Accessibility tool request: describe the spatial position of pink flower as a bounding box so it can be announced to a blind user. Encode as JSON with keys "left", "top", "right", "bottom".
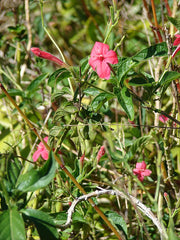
{"left": 80, "top": 153, "right": 85, "bottom": 168}
{"left": 133, "top": 161, "right": 152, "bottom": 182}
{"left": 89, "top": 42, "right": 118, "bottom": 79}
{"left": 32, "top": 137, "right": 49, "bottom": 162}
{"left": 172, "top": 34, "right": 180, "bottom": 58}
{"left": 97, "top": 146, "right": 105, "bottom": 162}
{"left": 159, "top": 115, "right": 169, "bottom": 123}
{"left": 31, "top": 47, "right": 69, "bottom": 68}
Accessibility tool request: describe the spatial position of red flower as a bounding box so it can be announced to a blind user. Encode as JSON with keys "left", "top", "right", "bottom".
{"left": 80, "top": 153, "right": 85, "bottom": 168}
{"left": 32, "top": 136, "right": 62, "bottom": 162}
{"left": 159, "top": 115, "right": 169, "bottom": 123}
{"left": 97, "top": 146, "right": 105, "bottom": 162}
{"left": 31, "top": 47, "right": 68, "bottom": 68}
{"left": 33, "top": 136, "right": 49, "bottom": 162}
{"left": 172, "top": 34, "right": 180, "bottom": 58}
{"left": 89, "top": 42, "right": 118, "bottom": 79}
{"left": 133, "top": 161, "right": 152, "bottom": 182}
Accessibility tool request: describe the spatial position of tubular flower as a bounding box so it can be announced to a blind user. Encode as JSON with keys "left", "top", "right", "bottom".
{"left": 97, "top": 146, "right": 105, "bottom": 162}
{"left": 33, "top": 136, "right": 49, "bottom": 162}
{"left": 89, "top": 42, "right": 118, "bottom": 79}
{"left": 172, "top": 34, "right": 180, "bottom": 58}
{"left": 133, "top": 161, "right": 152, "bottom": 182}
{"left": 31, "top": 47, "right": 69, "bottom": 68}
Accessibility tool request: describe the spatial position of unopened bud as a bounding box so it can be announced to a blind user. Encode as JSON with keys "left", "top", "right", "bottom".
{"left": 97, "top": 146, "right": 105, "bottom": 162}
{"left": 31, "top": 47, "right": 69, "bottom": 69}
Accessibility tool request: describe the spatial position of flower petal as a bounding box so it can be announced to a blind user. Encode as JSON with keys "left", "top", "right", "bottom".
{"left": 43, "top": 136, "right": 48, "bottom": 143}
{"left": 41, "top": 149, "right": 49, "bottom": 160}
{"left": 90, "top": 42, "right": 109, "bottom": 56}
{"left": 159, "top": 115, "right": 169, "bottom": 123}
{"left": 96, "top": 61, "right": 111, "bottom": 79}
{"left": 173, "top": 35, "right": 180, "bottom": 46}
{"left": 89, "top": 57, "right": 101, "bottom": 70}
{"left": 135, "top": 161, "right": 146, "bottom": 170}
{"left": 172, "top": 44, "right": 180, "bottom": 58}
{"left": 133, "top": 168, "right": 140, "bottom": 175}
{"left": 142, "top": 169, "right": 152, "bottom": 176}
{"left": 32, "top": 149, "right": 41, "bottom": 162}
{"left": 138, "top": 175, "right": 144, "bottom": 182}
{"left": 104, "top": 50, "right": 118, "bottom": 64}
{"left": 140, "top": 161, "right": 147, "bottom": 170}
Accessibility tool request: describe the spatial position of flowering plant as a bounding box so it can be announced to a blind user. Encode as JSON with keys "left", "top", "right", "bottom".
{"left": 32, "top": 136, "right": 49, "bottom": 161}
{"left": 133, "top": 161, "right": 152, "bottom": 182}
{"left": 0, "top": 1, "right": 180, "bottom": 240}
{"left": 89, "top": 42, "right": 118, "bottom": 79}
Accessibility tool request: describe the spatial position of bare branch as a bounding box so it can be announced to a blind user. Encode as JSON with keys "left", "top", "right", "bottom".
{"left": 57, "top": 189, "right": 168, "bottom": 239}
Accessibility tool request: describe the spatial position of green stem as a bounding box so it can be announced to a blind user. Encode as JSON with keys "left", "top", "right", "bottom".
{"left": 104, "top": 7, "right": 120, "bottom": 43}
{"left": 114, "top": 35, "right": 125, "bottom": 52}
{"left": 16, "top": 42, "right": 21, "bottom": 85}
{"left": 155, "top": 150, "right": 162, "bottom": 203}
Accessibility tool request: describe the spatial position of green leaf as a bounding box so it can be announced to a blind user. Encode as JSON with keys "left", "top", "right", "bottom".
{"left": 54, "top": 102, "right": 78, "bottom": 122}
{"left": 91, "top": 92, "right": 114, "bottom": 111}
{"left": 159, "top": 71, "right": 180, "bottom": 87}
{"left": 168, "top": 16, "right": 180, "bottom": 31}
{"left": 83, "top": 87, "right": 100, "bottom": 96}
{"left": 16, "top": 151, "right": 57, "bottom": 192}
{"left": 0, "top": 207, "right": 26, "bottom": 240}
{"left": 129, "top": 73, "right": 155, "bottom": 87}
{"left": 80, "top": 56, "right": 90, "bottom": 75}
{"left": 49, "top": 126, "right": 63, "bottom": 137}
{"left": 7, "top": 157, "right": 22, "bottom": 189}
{"left": 48, "top": 68, "right": 71, "bottom": 87}
{"left": 51, "top": 88, "right": 71, "bottom": 102}
{"left": 105, "top": 211, "right": 127, "bottom": 238}
{"left": 51, "top": 211, "right": 67, "bottom": 225}
{"left": 133, "top": 42, "right": 168, "bottom": 61}
{"left": 117, "top": 58, "right": 136, "bottom": 83}
{"left": 27, "top": 73, "right": 49, "bottom": 92}
{"left": 114, "top": 86, "right": 134, "bottom": 120}
{"left": 21, "top": 209, "right": 59, "bottom": 240}
{"left": 72, "top": 211, "right": 87, "bottom": 223}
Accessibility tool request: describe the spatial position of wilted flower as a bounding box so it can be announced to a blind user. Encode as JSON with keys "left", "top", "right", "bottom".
{"left": 172, "top": 34, "right": 180, "bottom": 58}
{"left": 33, "top": 136, "right": 49, "bottom": 162}
{"left": 31, "top": 47, "right": 69, "bottom": 68}
{"left": 97, "top": 146, "right": 105, "bottom": 162}
{"left": 133, "top": 161, "right": 152, "bottom": 182}
{"left": 89, "top": 42, "right": 118, "bottom": 79}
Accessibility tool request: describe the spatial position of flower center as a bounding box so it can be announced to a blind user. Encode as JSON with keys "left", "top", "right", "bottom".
{"left": 98, "top": 54, "right": 104, "bottom": 61}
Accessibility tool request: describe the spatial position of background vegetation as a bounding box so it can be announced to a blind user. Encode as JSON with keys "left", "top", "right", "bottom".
{"left": 0, "top": 0, "right": 180, "bottom": 239}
